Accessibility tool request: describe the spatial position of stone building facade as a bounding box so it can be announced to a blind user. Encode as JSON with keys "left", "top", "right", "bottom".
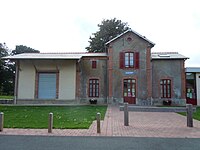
{"left": 4, "top": 29, "right": 188, "bottom": 105}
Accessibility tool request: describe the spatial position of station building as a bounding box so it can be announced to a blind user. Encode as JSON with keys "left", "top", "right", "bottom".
{"left": 4, "top": 29, "right": 189, "bottom": 105}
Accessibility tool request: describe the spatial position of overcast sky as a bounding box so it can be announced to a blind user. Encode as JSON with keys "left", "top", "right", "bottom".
{"left": 1, "top": 0, "right": 200, "bottom": 67}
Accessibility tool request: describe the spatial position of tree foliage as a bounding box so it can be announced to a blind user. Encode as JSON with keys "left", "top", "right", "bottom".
{"left": 86, "top": 18, "right": 130, "bottom": 52}
{"left": 0, "top": 44, "right": 40, "bottom": 96}
{"left": 12, "top": 45, "right": 40, "bottom": 55}
{"left": 0, "top": 43, "right": 14, "bottom": 95}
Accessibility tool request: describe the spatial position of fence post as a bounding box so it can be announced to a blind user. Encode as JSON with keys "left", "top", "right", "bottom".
{"left": 0, "top": 112, "right": 4, "bottom": 132}
{"left": 48, "top": 112, "right": 53, "bottom": 133}
{"left": 124, "top": 103, "right": 129, "bottom": 126}
{"left": 186, "top": 104, "right": 193, "bottom": 127}
{"left": 96, "top": 112, "right": 101, "bottom": 133}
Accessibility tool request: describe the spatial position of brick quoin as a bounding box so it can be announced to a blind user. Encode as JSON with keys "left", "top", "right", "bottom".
{"left": 108, "top": 46, "right": 113, "bottom": 99}
{"left": 146, "top": 46, "right": 152, "bottom": 98}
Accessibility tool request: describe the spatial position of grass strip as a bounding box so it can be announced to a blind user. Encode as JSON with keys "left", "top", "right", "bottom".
{"left": 0, "top": 95, "right": 13, "bottom": 99}
{"left": 0, "top": 105, "right": 107, "bottom": 129}
{"left": 178, "top": 107, "right": 200, "bottom": 121}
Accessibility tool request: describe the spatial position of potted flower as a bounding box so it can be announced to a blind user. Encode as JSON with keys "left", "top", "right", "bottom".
{"left": 163, "top": 100, "right": 172, "bottom": 106}
{"left": 89, "top": 98, "right": 97, "bottom": 104}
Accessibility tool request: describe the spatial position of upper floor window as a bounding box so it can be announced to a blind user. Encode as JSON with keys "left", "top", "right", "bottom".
{"left": 92, "top": 60, "right": 97, "bottom": 69}
{"left": 160, "top": 79, "right": 171, "bottom": 98}
{"left": 120, "top": 51, "right": 139, "bottom": 69}
{"left": 125, "top": 52, "right": 134, "bottom": 68}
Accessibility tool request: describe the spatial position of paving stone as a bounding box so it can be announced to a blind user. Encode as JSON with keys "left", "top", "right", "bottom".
{"left": 1, "top": 105, "right": 200, "bottom": 137}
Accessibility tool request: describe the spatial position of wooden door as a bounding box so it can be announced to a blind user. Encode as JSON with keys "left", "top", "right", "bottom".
{"left": 123, "top": 79, "right": 136, "bottom": 104}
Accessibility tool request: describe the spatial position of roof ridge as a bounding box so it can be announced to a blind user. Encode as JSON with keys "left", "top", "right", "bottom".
{"left": 39, "top": 52, "right": 107, "bottom": 54}
{"left": 40, "top": 52, "right": 87, "bottom": 54}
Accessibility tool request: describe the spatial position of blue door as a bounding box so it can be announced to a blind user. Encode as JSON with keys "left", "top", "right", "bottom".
{"left": 38, "top": 73, "right": 56, "bottom": 99}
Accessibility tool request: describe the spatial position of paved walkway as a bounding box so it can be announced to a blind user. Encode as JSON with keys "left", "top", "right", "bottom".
{"left": 1, "top": 105, "right": 200, "bottom": 138}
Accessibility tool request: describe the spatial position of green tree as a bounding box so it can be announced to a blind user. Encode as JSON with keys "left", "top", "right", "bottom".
{"left": 0, "top": 44, "right": 39, "bottom": 96}
{"left": 12, "top": 45, "right": 40, "bottom": 55}
{"left": 0, "top": 43, "right": 14, "bottom": 95}
{"left": 86, "top": 18, "right": 130, "bottom": 52}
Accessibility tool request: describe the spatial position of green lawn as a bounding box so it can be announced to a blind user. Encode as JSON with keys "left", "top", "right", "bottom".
{"left": 179, "top": 107, "right": 200, "bottom": 121}
{"left": 0, "top": 95, "right": 13, "bottom": 99}
{"left": 0, "top": 105, "right": 107, "bottom": 129}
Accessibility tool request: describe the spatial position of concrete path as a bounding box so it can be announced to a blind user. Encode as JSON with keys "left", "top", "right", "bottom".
{"left": 1, "top": 105, "right": 200, "bottom": 138}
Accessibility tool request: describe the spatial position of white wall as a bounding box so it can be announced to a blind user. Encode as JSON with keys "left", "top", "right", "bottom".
{"left": 196, "top": 73, "right": 200, "bottom": 106}
{"left": 17, "top": 60, "right": 77, "bottom": 100}
{"left": 58, "top": 60, "right": 76, "bottom": 100}
{"left": 18, "top": 60, "right": 35, "bottom": 99}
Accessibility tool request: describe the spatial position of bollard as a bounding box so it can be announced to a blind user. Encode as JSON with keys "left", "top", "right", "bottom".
{"left": 48, "top": 112, "right": 53, "bottom": 133}
{"left": 124, "top": 103, "right": 129, "bottom": 126}
{"left": 186, "top": 104, "right": 193, "bottom": 127}
{"left": 0, "top": 112, "right": 4, "bottom": 132}
{"left": 96, "top": 112, "right": 101, "bottom": 133}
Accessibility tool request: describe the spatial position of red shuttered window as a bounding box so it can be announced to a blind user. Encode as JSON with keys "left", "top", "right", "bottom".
{"left": 134, "top": 52, "right": 139, "bottom": 69}
{"left": 119, "top": 52, "right": 125, "bottom": 69}
{"left": 119, "top": 52, "right": 139, "bottom": 69}
{"left": 92, "top": 61, "right": 97, "bottom": 69}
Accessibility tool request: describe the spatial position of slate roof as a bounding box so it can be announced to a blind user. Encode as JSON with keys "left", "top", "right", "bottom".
{"left": 151, "top": 52, "right": 188, "bottom": 60}
{"left": 105, "top": 29, "right": 155, "bottom": 46}
{"left": 3, "top": 52, "right": 107, "bottom": 60}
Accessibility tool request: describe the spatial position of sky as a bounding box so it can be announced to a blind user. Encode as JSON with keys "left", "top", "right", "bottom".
{"left": 0, "top": 0, "right": 200, "bottom": 67}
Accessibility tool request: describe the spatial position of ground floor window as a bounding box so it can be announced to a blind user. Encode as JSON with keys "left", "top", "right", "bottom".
{"left": 160, "top": 79, "right": 171, "bottom": 98}
{"left": 89, "top": 79, "right": 99, "bottom": 97}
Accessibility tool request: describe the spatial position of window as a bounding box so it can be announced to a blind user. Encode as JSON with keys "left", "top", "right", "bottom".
{"left": 89, "top": 79, "right": 99, "bottom": 97}
{"left": 92, "top": 60, "right": 97, "bottom": 69}
{"left": 186, "top": 73, "right": 196, "bottom": 99}
{"left": 160, "top": 79, "right": 171, "bottom": 98}
{"left": 120, "top": 52, "right": 139, "bottom": 69}
{"left": 125, "top": 52, "right": 134, "bottom": 68}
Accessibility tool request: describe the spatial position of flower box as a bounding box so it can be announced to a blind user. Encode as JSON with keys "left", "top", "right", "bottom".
{"left": 89, "top": 99, "right": 97, "bottom": 104}
{"left": 163, "top": 100, "right": 172, "bottom": 106}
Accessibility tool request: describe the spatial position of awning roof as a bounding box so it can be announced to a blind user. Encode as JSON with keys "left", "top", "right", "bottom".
{"left": 2, "top": 52, "right": 107, "bottom": 60}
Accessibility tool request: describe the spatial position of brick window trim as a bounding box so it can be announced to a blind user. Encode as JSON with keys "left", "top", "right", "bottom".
{"left": 160, "top": 79, "right": 172, "bottom": 98}
{"left": 88, "top": 78, "right": 100, "bottom": 98}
